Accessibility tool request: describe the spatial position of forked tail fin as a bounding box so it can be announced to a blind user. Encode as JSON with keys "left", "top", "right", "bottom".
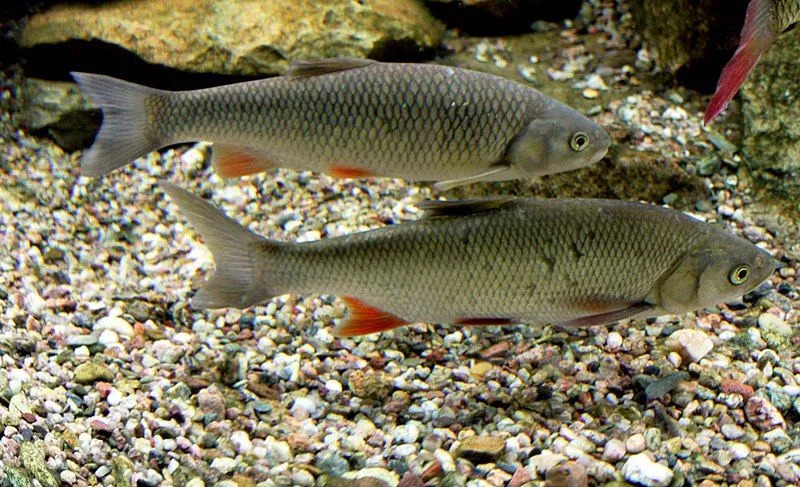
{"left": 71, "top": 72, "right": 166, "bottom": 177}
{"left": 704, "top": 0, "right": 778, "bottom": 125}
{"left": 158, "top": 181, "right": 282, "bottom": 309}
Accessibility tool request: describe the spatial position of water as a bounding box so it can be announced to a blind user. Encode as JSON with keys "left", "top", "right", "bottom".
{"left": 0, "top": 1, "right": 798, "bottom": 486}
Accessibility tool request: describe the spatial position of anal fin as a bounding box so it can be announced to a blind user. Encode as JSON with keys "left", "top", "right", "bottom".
{"left": 211, "top": 144, "right": 275, "bottom": 178}
{"left": 432, "top": 164, "right": 511, "bottom": 191}
{"left": 327, "top": 164, "right": 375, "bottom": 179}
{"left": 334, "top": 297, "right": 409, "bottom": 336}
{"left": 556, "top": 302, "right": 654, "bottom": 328}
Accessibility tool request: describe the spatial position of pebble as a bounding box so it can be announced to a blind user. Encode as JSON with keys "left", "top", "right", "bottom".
{"left": 665, "top": 329, "right": 714, "bottom": 363}
{"left": 66, "top": 334, "right": 98, "bottom": 347}
{"left": 152, "top": 339, "right": 184, "bottom": 364}
{"left": 73, "top": 362, "right": 114, "bottom": 384}
{"left": 392, "top": 424, "right": 420, "bottom": 444}
{"left": 625, "top": 433, "right": 646, "bottom": 454}
{"left": 457, "top": 436, "right": 505, "bottom": 463}
{"left": 291, "top": 469, "right": 315, "bottom": 487}
{"left": 621, "top": 453, "right": 673, "bottom": 487}
{"left": 93, "top": 315, "right": 134, "bottom": 338}
{"left": 606, "top": 332, "right": 623, "bottom": 351}
{"left": 603, "top": 438, "right": 626, "bottom": 462}
{"left": 231, "top": 431, "right": 253, "bottom": 454}
{"left": 721, "top": 423, "right": 744, "bottom": 440}
{"left": 210, "top": 457, "right": 237, "bottom": 474}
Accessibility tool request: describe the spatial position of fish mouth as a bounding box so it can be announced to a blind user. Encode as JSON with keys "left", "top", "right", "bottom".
{"left": 589, "top": 146, "right": 609, "bottom": 164}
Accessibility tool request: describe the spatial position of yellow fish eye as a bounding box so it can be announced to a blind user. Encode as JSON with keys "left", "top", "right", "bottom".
{"left": 729, "top": 264, "right": 751, "bottom": 285}
{"left": 570, "top": 132, "right": 589, "bottom": 152}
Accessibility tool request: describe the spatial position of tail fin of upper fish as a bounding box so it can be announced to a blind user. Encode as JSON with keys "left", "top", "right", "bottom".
{"left": 158, "top": 181, "right": 282, "bottom": 309}
{"left": 71, "top": 73, "right": 165, "bottom": 177}
{"left": 704, "top": 0, "right": 778, "bottom": 125}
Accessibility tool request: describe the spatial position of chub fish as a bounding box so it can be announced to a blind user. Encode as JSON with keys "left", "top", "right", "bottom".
{"left": 705, "top": 0, "right": 800, "bottom": 124}
{"left": 159, "top": 182, "right": 774, "bottom": 336}
{"left": 73, "top": 58, "right": 610, "bottom": 190}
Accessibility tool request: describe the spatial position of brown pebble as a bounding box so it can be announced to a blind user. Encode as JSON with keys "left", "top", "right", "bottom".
{"left": 545, "top": 462, "right": 588, "bottom": 487}
{"left": 480, "top": 341, "right": 510, "bottom": 359}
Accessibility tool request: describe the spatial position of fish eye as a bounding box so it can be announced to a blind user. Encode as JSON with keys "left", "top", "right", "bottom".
{"left": 570, "top": 132, "right": 589, "bottom": 152}
{"left": 729, "top": 264, "right": 751, "bottom": 285}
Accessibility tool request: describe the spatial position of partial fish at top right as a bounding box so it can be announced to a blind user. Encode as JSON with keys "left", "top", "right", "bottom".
{"left": 705, "top": 0, "right": 800, "bottom": 125}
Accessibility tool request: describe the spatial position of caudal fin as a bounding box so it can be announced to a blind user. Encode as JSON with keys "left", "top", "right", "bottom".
{"left": 704, "top": 0, "right": 778, "bottom": 125}
{"left": 158, "top": 181, "right": 281, "bottom": 309}
{"left": 72, "top": 72, "right": 165, "bottom": 177}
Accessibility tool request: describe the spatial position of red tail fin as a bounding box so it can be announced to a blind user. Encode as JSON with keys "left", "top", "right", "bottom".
{"left": 704, "top": 0, "right": 778, "bottom": 125}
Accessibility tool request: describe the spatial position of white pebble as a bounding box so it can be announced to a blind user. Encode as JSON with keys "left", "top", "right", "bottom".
{"left": 98, "top": 329, "right": 119, "bottom": 347}
{"left": 603, "top": 438, "right": 627, "bottom": 462}
{"left": 625, "top": 433, "right": 646, "bottom": 453}
{"left": 606, "top": 332, "right": 623, "bottom": 351}
{"left": 60, "top": 470, "right": 77, "bottom": 484}
{"left": 292, "top": 470, "right": 315, "bottom": 487}
{"left": 392, "top": 423, "right": 420, "bottom": 444}
{"left": 665, "top": 329, "right": 713, "bottom": 363}
{"left": 621, "top": 453, "right": 673, "bottom": 487}
{"left": 94, "top": 316, "right": 134, "bottom": 338}
{"left": 210, "top": 457, "right": 237, "bottom": 474}
{"left": 231, "top": 431, "right": 253, "bottom": 454}
{"left": 325, "top": 379, "right": 343, "bottom": 395}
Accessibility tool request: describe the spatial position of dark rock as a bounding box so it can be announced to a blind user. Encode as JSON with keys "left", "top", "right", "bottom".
{"left": 630, "top": 0, "right": 748, "bottom": 91}
{"left": 424, "top": 0, "right": 582, "bottom": 36}
{"left": 20, "top": 77, "right": 100, "bottom": 150}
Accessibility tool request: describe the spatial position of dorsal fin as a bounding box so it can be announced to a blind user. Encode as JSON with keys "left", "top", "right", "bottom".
{"left": 418, "top": 196, "right": 519, "bottom": 219}
{"left": 286, "top": 57, "right": 377, "bottom": 78}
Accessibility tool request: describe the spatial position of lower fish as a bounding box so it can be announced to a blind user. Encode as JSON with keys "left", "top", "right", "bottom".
{"left": 159, "top": 182, "right": 774, "bottom": 336}
{"left": 705, "top": 0, "right": 800, "bottom": 124}
{"left": 72, "top": 58, "right": 610, "bottom": 190}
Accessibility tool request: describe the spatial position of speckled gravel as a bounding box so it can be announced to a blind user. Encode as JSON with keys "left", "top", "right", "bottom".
{"left": 1, "top": 2, "right": 799, "bottom": 487}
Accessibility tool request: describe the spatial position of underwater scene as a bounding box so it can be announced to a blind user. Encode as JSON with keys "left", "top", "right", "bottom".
{"left": 1, "top": 0, "right": 799, "bottom": 486}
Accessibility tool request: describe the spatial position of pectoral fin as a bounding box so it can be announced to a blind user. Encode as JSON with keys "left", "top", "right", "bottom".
{"left": 556, "top": 302, "right": 655, "bottom": 328}
{"left": 432, "top": 164, "right": 511, "bottom": 192}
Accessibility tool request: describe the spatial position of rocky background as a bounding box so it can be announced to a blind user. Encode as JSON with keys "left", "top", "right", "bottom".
{"left": 0, "top": 1, "right": 799, "bottom": 487}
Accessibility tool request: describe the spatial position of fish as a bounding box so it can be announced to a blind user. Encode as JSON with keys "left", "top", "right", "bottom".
{"left": 704, "top": 0, "right": 800, "bottom": 124}
{"left": 72, "top": 58, "right": 610, "bottom": 189}
{"left": 158, "top": 182, "right": 775, "bottom": 336}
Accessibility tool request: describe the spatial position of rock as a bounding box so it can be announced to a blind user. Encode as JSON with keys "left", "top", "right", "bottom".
{"left": 721, "top": 423, "right": 744, "bottom": 440}
{"left": 392, "top": 424, "right": 420, "bottom": 444}
{"left": 348, "top": 369, "right": 392, "bottom": 400}
{"left": 343, "top": 468, "right": 399, "bottom": 487}
{"left": 20, "top": 78, "right": 100, "bottom": 150}
{"left": 625, "top": 433, "right": 646, "bottom": 454}
{"left": 19, "top": 442, "right": 60, "bottom": 487}
{"left": 757, "top": 313, "right": 793, "bottom": 350}
{"left": 66, "top": 334, "right": 98, "bottom": 347}
{"left": 745, "top": 396, "right": 787, "bottom": 431}
{"left": 196, "top": 386, "right": 226, "bottom": 417}
{"left": 620, "top": 453, "right": 673, "bottom": 487}
{"left": 73, "top": 362, "right": 114, "bottom": 384}
{"left": 94, "top": 315, "right": 135, "bottom": 338}
{"left": 423, "top": 0, "right": 582, "bottom": 35}
{"left": 111, "top": 456, "right": 134, "bottom": 487}
{"left": 316, "top": 451, "right": 350, "bottom": 477}
{"left": 629, "top": 0, "right": 747, "bottom": 89}
{"left": 152, "top": 339, "right": 184, "bottom": 364}
{"left": 545, "top": 461, "right": 587, "bottom": 487}
{"left": 740, "top": 28, "right": 800, "bottom": 205}
{"left": 603, "top": 439, "right": 627, "bottom": 462}
{"left": 457, "top": 436, "right": 505, "bottom": 463}
{"left": 665, "top": 329, "right": 714, "bottom": 363}
{"left": 21, "top": 0, "right": 443, "bottom": 76}
{"left": 4, "top": 466, "right": 33, "bottom": 487}
{"left": 210, "top": 457, "right": 237, "bottom": 474}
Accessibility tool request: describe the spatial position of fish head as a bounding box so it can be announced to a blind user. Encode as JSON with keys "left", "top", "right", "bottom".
{"left": 657, "top": 229, "right": 775, "bottom": 313}
{"left": 507, "top": 114, "right": 610, "bottom": 177}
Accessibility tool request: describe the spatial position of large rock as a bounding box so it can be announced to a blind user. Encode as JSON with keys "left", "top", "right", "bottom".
{"left": 630, "top": 0, "right": 747, "bottom": 90}
{"left": 21, "top": 78, "right": 99, "bottom": 150}
{"left": 424, "top": 0, "right": 582, "bottom": 35}
{"left": 20, "top": 0, "right": 444, "bottom": 76}
{"left": 740, "top": 28, "right": 800, "bottom": 205}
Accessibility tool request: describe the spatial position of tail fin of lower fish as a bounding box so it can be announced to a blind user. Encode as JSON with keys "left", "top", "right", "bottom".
{"left": 158, "top": 181, "right": 281, "bottom": 309}
{"left": 704, "top": 0, "right": 778, "bottom": 125}
{"left": 71, "top": 73, "right": 164, "bottom": 177}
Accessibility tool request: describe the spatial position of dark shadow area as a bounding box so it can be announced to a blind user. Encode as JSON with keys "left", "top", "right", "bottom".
{"left": 22, "top": 40, "right": 268, "bottom": 90}
{"left": 426, "top": 0, "right": 583, "bottom": 36}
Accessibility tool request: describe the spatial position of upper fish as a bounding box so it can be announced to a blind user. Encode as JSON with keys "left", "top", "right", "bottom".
{"left": 159, "top": 182, "right": 775, "bottom": 336}
{"left": 72, "top": 58, "right": 610, "bottom": 190}
{"left": 705, "top": 0, "right": 800, "bottom": 124}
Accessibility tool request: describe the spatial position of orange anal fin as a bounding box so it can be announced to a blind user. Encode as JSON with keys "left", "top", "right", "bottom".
{"left": 455, "top": 317, "right": 517, "bottom": 326}
{"left": 704, "top": 0, "right": 778, "bottom": 125}
{"left": 327, "top": 165, "right": 374, "bottom": 179}
{"left": 334, "top": 296, "right": 409, "bottom": 336}
{"left": 557, "top": 302, "right": 654, "bottom": 328}
{"left": 211, "top": 144, "right": 274, "bottom": 178}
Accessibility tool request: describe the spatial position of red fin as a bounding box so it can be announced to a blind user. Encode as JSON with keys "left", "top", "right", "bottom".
{"left": 704, "top": 0, "right": 778, "bottom": 125}
{"left": 455, "top": 317, "right": 516, "bottom": 326}
{"left": 212, "top": 144, "right": 274, "bottom": 178}
{"left": 327, "top": 165, "right": 374, "bottom": 179}
{"left": 334, "top": 297, "right": 409, "bottom": 336}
